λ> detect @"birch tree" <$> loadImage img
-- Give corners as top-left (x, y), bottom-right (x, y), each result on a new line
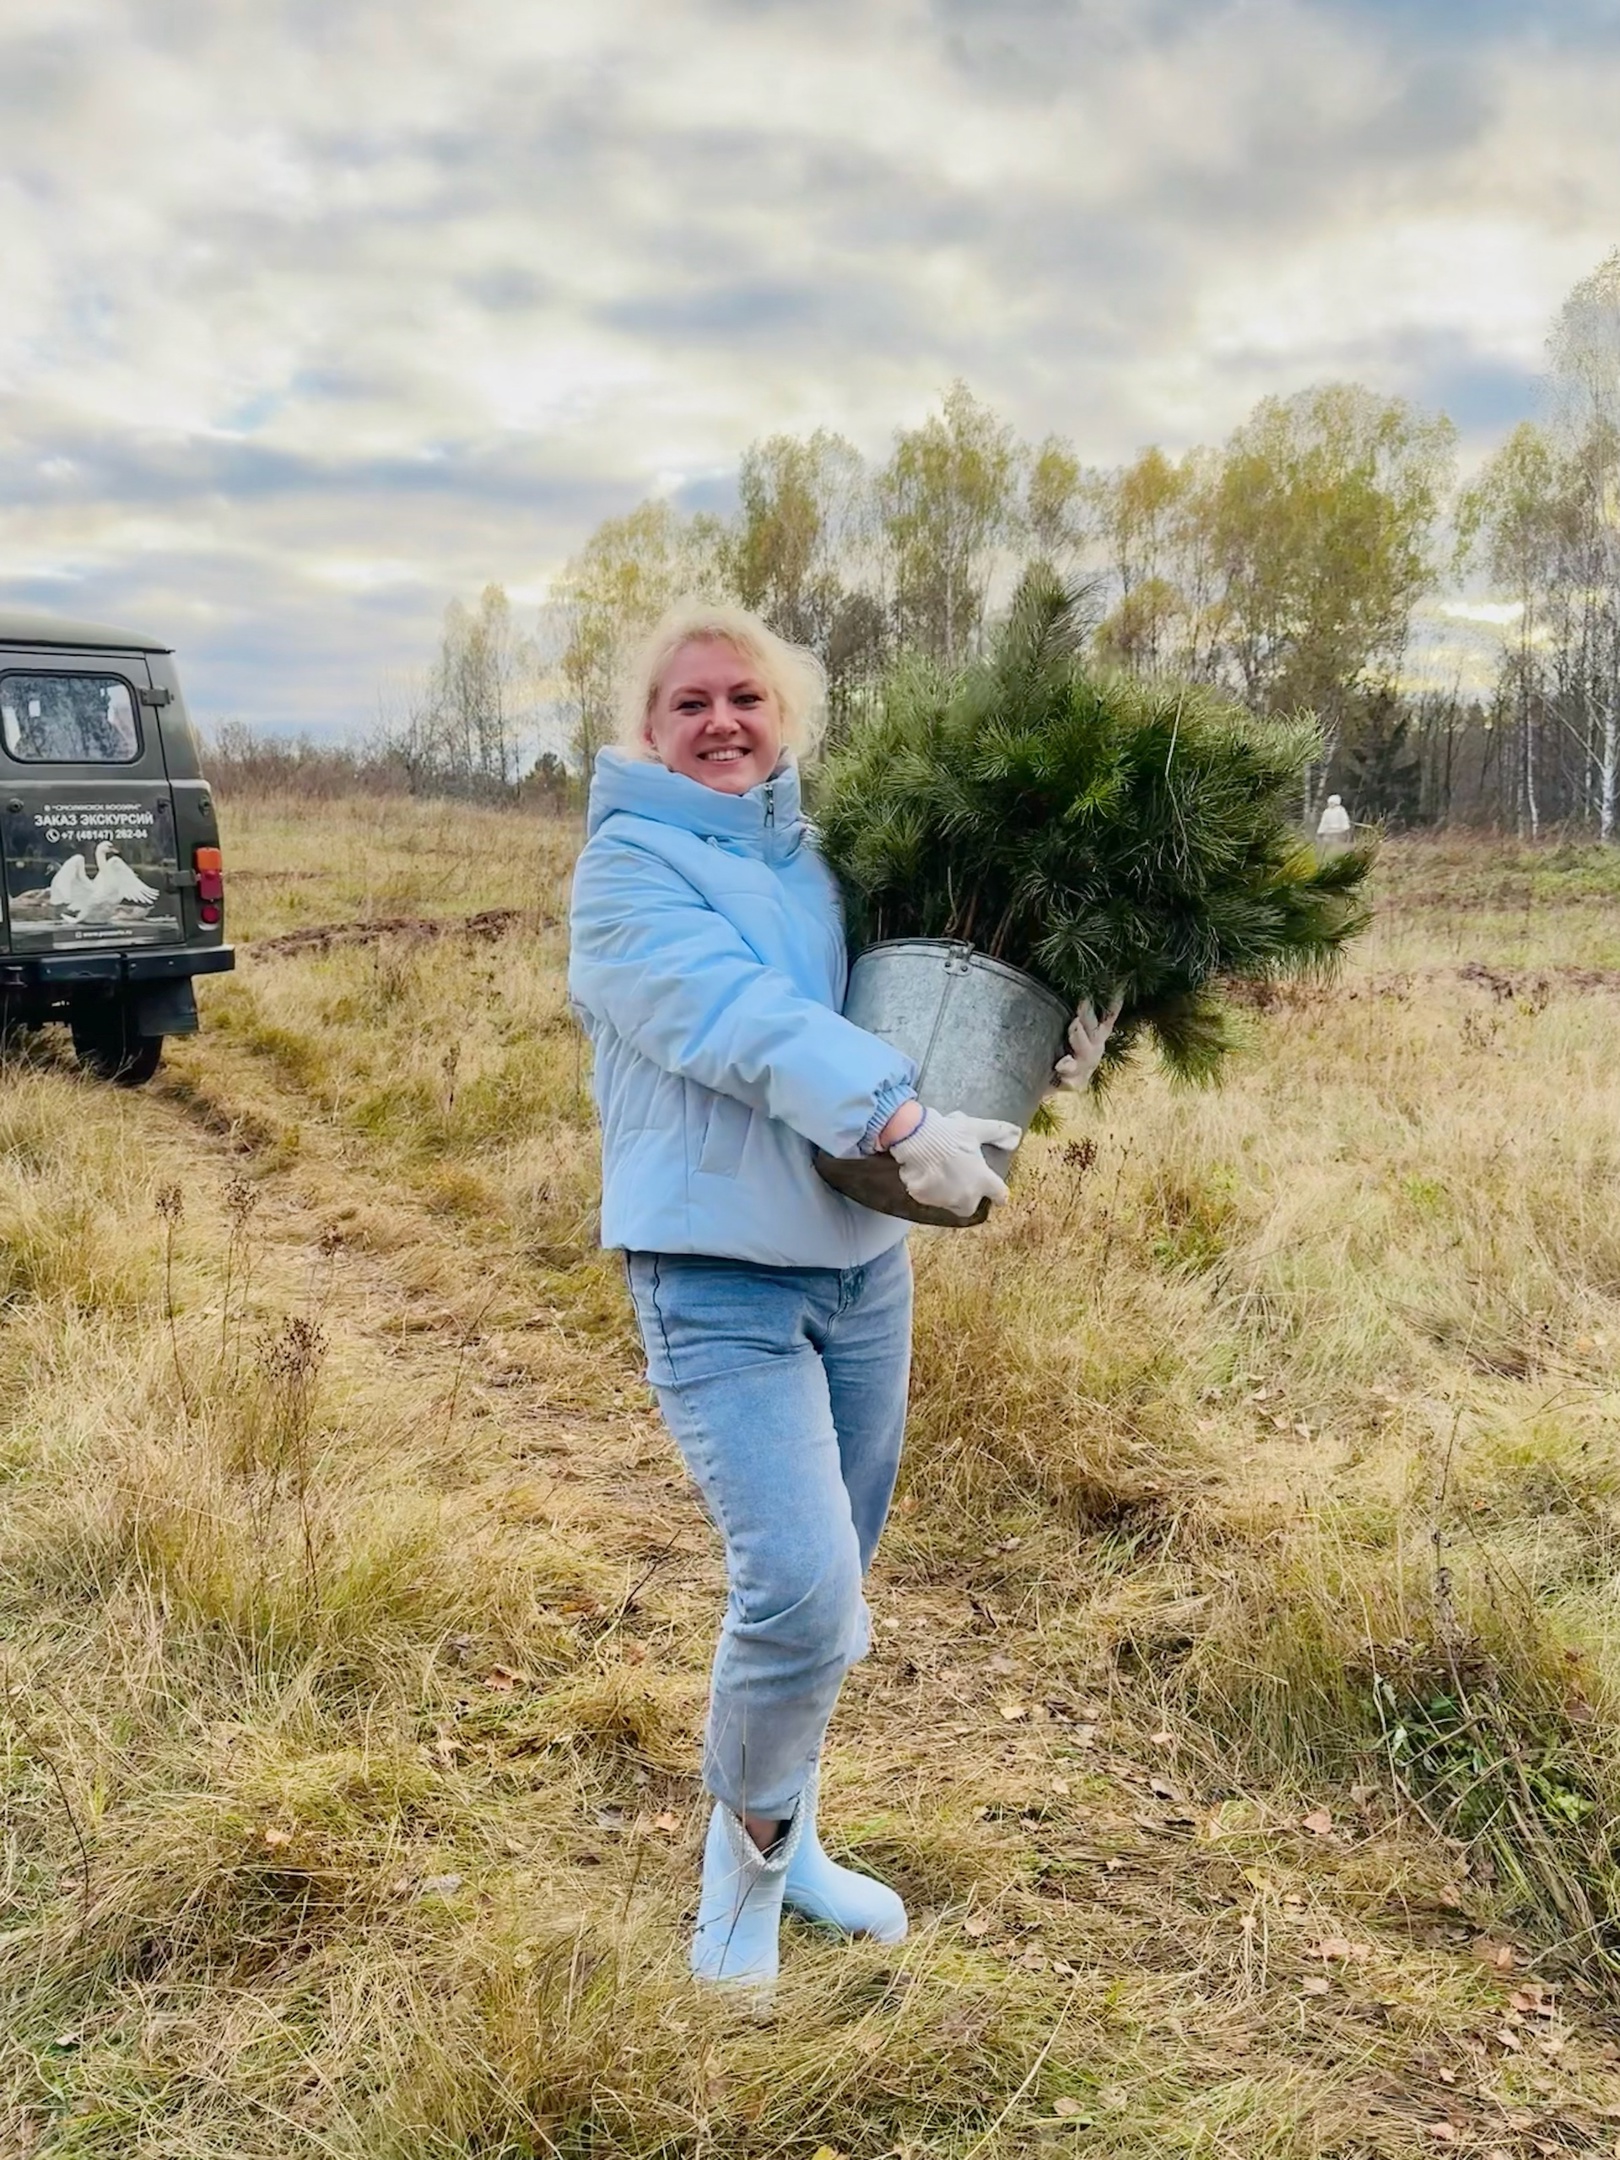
top-left (1456, 424), bottom-right (1563, 838)
top-left (1204, 385), bottom-right (1455, 811)
top-left (1549, 250), bottom-right (1620, 840)
top-left (722, 431), bottom-right (885, 730)
top-left (879, 382), bottom-right (1024, 665)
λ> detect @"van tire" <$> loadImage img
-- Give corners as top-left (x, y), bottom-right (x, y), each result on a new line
top-left (71, 1003), bottom-right (164, 1086)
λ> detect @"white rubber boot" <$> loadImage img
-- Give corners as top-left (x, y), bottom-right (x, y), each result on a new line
top-left (690, 1796), bottom-right (805, 1988)
top-left (782, 1760), bottom-right (907, 1944)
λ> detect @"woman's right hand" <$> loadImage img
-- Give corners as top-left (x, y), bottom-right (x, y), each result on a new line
top-left (887, 1108), bottom-right (1023, 1217)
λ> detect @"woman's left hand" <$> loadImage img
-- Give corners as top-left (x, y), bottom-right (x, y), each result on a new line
top-left (1053, 994), bottom-right (1123, 1091)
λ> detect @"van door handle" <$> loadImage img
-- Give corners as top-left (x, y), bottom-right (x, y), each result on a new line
top-left (139, 688), bottom-right (172, 708)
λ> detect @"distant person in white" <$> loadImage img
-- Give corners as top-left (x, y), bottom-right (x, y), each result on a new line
top-left (1316, 794), bottom-right (1352, 848)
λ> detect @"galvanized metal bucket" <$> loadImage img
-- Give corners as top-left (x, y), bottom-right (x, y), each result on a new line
top-left (814, 939), bottom-right (1070, 1228)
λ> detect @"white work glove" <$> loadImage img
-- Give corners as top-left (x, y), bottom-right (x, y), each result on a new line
top-left (888, 1109), bottom-right (1023, 1218)
top-left (1053, 994), bottom-right (1123, 1091)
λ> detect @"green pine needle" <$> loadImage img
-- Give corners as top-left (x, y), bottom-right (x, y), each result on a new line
top-left (812, 569), bottom-right (1375, 1083)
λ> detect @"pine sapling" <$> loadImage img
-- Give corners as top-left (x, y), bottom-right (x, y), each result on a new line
top-left (813, 572), bottom-right (1374, 1081)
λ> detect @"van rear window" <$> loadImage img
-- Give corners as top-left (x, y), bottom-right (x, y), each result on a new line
top-left (0, 674), bottom-right (141, 763)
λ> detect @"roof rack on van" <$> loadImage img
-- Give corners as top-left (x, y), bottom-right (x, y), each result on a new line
top-left (0, 612), bottom-right (172, 654)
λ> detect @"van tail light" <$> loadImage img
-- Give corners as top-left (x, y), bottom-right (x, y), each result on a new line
top-left (194, 845), bottom-right (224, 925)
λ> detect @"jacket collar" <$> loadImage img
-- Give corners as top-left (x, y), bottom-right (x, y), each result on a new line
top-left (586, 747), bottom-right (802, 846)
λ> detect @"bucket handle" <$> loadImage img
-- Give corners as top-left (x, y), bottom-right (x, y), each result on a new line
top-left (915, 942), bottom-right (974, 1096)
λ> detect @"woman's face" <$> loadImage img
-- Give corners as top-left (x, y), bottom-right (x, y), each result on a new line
top-left (644, 638), bottom-right (783, 795)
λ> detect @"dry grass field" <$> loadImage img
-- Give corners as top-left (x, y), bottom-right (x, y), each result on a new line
top-left (6, 797), bottom-right (1620, 2157)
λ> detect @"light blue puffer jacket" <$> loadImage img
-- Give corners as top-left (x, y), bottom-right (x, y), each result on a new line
top-left (568, 749), bottom-right (917, 1267)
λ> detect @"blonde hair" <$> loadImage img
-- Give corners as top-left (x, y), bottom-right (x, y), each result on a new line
top-left (615, 599), bottom-right (827, 761)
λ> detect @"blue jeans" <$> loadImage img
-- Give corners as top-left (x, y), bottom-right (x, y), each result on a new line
top-left (625, 1242), bottom-right (913, 1820)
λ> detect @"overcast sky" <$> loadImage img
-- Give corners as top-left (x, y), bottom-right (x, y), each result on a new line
top-left (2, 0), bottom-right (1617, 737)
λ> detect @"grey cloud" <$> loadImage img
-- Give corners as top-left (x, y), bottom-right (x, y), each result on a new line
top-left (460, 266), bottom-right (553, 313)
top-left (0, 418), bottom-right (618, 518)
top-left (930, 0), bottom-right (1226, 95)
top-left (1308, 0), bottom-right (1620, 51)
top-left (0, 29), bottom-right (87, 121)
top-left (602, 280), bottom-right (824, 342)
top-left (1347, 52), bottom-right (1494, 162)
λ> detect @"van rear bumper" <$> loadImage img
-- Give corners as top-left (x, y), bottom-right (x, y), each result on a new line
top-left (0, 945), bottom-right (235, 991)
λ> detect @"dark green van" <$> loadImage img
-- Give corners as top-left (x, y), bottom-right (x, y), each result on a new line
top-left (0, 612), bottom-right (233, 1084)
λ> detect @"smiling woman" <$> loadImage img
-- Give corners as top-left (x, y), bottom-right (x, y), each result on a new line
top-left (566, 598), bottom-right (1081, 1990)
top-left (614, 601), bottom-right (827, 781)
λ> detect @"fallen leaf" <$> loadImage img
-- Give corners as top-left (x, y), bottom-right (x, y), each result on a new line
top-left (1305, 1937), bottom-right (1370, 1963)
top-left (1149, 1777), bottom-right (1183, 1802)
top-left (653, 1810), bottom-right (681, 1835)
top-left (1150, 1729), bottom-right (1174, 1747)
top-left (1425, 2127), bottom-right (1458, 2145)
top-left (1099, 2085), bottom-right (1128, 2111)
top-left (1073, 1725), bottom-right (1098, 1748)
top-left (1051, 1778), bottom-right (1071, 1796)
top-left (1301, 1808), bottom-right (1333, 1837)
top-left (999, 1701), bottom-right (1028, 1722)
top-left (962, 1914), bottom-right (991, 1938)
top-left (810, 2147), bottom-right (845, 2160)
top-left (262, 1826), bottom-right (294, 1849)
top-left (418, 1874), bottom-right (463, 1898)
top-left (1437, 2068), bottom-right (1456, 2086)
top-left (1052, 2097), bottom-right (1085, 2119)
top-left (1051, 1958), bottom-right (1076, 1977)
top-left (1301, 1976), bottom-right (1330, 1995)
top-left (1495, 2028), bottom-right (1521, 2052)
top-left (481, 1665), bottom-right (527, 1693)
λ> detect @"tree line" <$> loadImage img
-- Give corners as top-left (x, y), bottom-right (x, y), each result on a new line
top-left (375, 251), bottom-right (1620, 836)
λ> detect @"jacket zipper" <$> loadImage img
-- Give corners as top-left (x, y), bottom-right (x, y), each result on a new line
top-left (763, 779), bottom-right (776, 831)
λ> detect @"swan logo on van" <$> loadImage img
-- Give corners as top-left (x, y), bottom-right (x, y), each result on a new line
top-left (4, 798), bottom-right (182, 949)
